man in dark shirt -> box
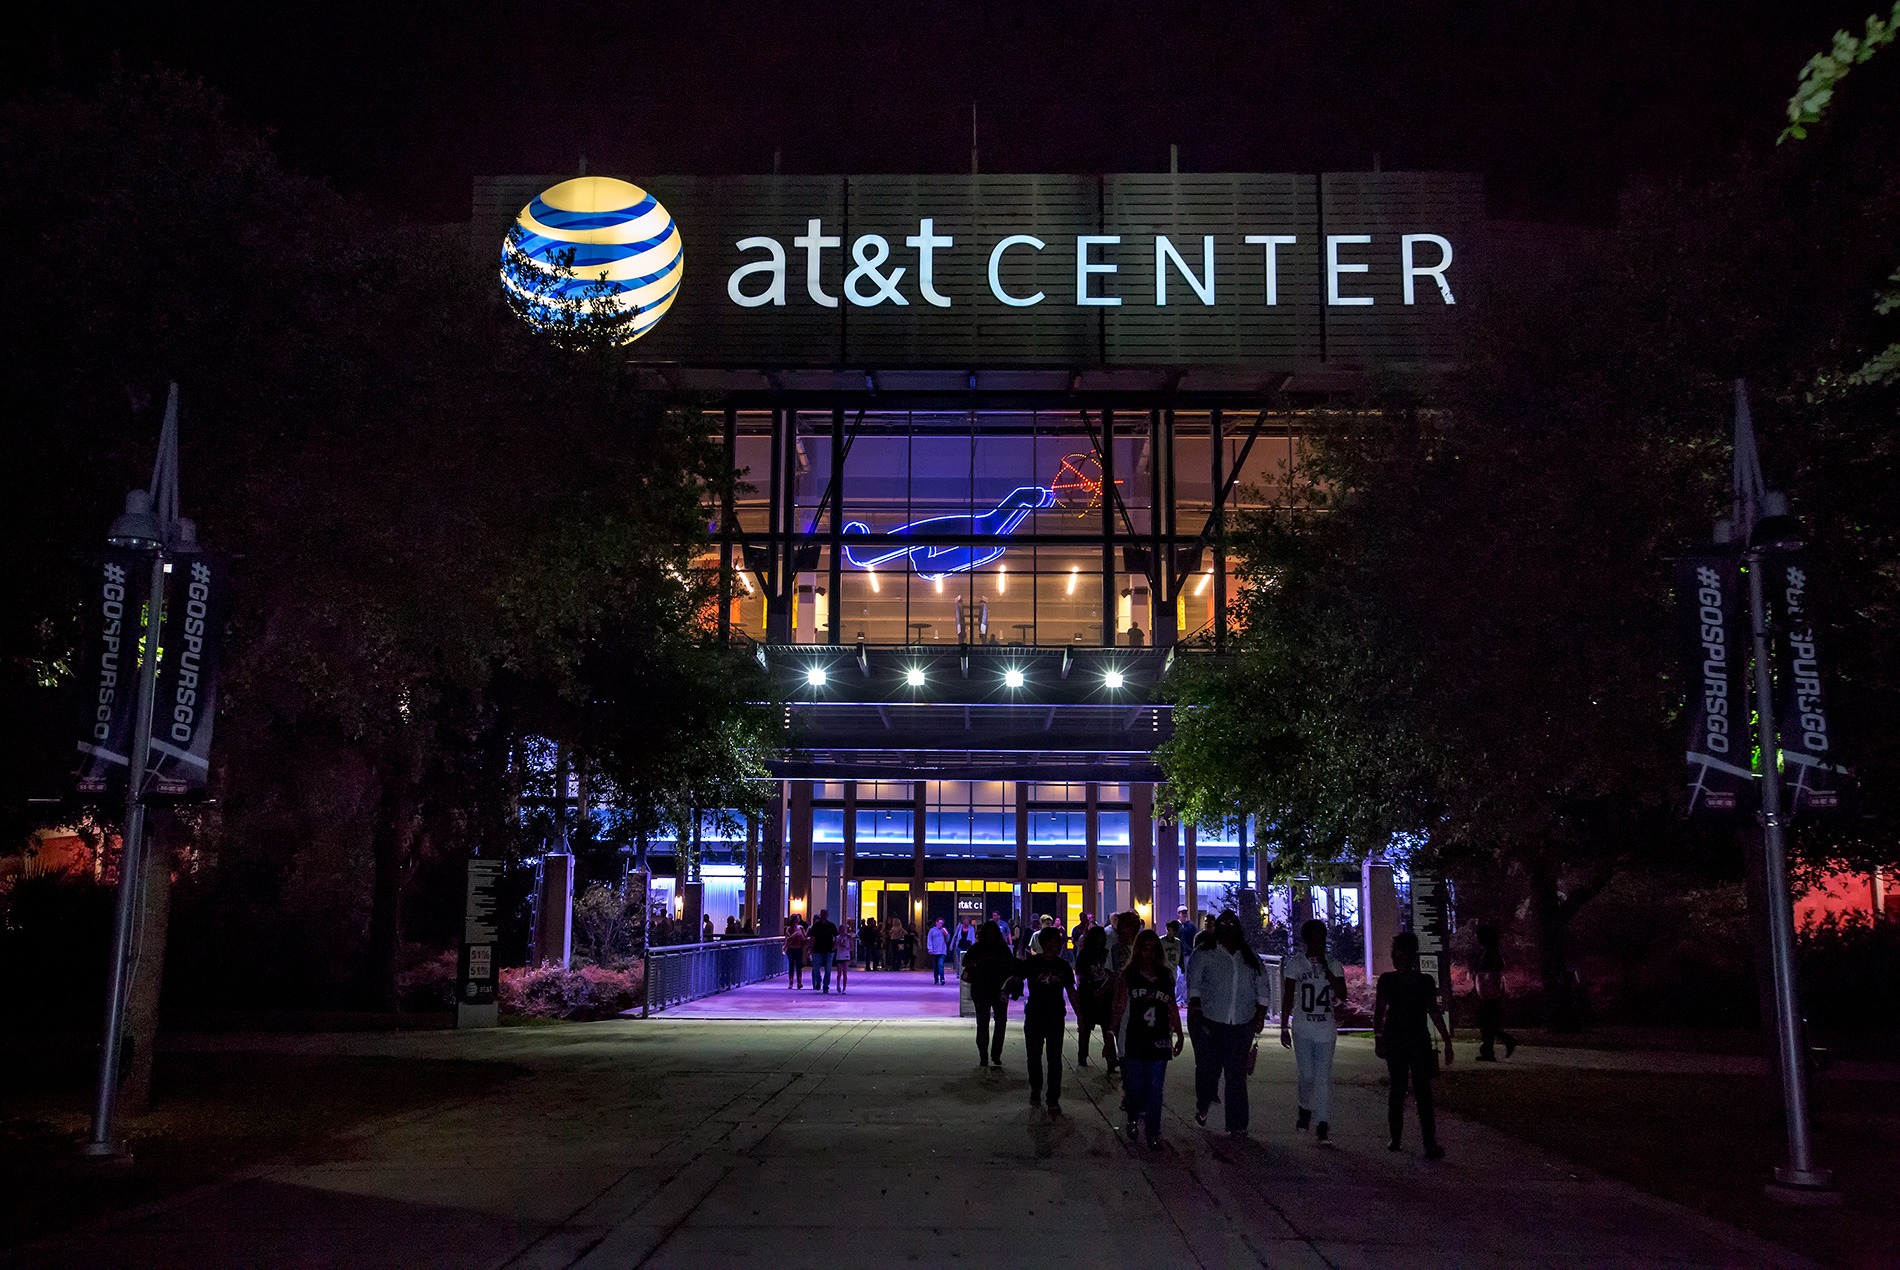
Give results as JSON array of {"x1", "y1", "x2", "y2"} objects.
[
  {"x1": 1016, "y1": 928, "x2": 1082, "y2": 1114},
  {"x1": 808, "y1": 909, "x2": 839, "y2": 995}
]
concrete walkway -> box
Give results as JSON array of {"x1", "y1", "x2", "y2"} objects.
[
  {"x1": 661, "y1": 969, "x2": 962, "y2": 1020},
  {"x1": 11, "y1": 1021, "x2": 1805, "y2": 1269}
]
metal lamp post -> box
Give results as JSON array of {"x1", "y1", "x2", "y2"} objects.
[
  {"x1": 83, "y1": 386, "x2": 187, "y2": 1160},
  {"x1": 1726, "y1": 381, "x2": 1833, "y2": 1194}
]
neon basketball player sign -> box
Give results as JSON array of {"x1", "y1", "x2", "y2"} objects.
[{"x1": 841, "y1": 454, "x2": 1111, "y2": 581}]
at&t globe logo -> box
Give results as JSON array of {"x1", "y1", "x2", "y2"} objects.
[{"x1": 499, "y1": 176, "x2": 683, "y2": 344}]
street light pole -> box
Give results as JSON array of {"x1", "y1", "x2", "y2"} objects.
[
  {"x1": 83, "y1": 383, "x2": 184, "y2": 1161},
  {"x1": 1744, "y1": 541, "x2": 1827, "y2": 1188},
  {"x1": 1730, "y1": 380, "x2": 1832, "y2": 1194}
]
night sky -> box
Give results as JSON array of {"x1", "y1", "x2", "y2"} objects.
[{"x1": 2, "y1": 2, "x2": 1874, "y2": 223}]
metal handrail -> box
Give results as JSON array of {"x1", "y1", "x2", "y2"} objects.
[{"x1": 642, "y1": 936, "x2": 785, "y2": 1015}]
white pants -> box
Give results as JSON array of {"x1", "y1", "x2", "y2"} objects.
[{"x1": 1293, "y1": 1032, "x2": 1337, "y2": 1123}]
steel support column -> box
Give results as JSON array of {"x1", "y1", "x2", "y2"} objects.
[
  {"x1": 1130, "y1": 783, "x2": 1155, "y2": 919},
  {"x1": 1100, "y1": 408, "x2": 1117, "y2": 646},
  {"x1": 1085, "y1": 782, "x2": 1101, "y2": 922},
  {"x1": 719, "y1": 405, "x2": 736, "y2": 643},
  {"x1": 912, "y1": 780, "x2": 927, "y2": 929},
  {"x1": 1184, "y1": 823, "x2": 1199, "y2": 923},
  {"x1": 788, "y1": 781, "x2": 812, "y2": 923},
  {"x1": 1210, "y1": 407, "x2": 1226, "y2": 652},
  {"x1": 762, "y1": 785, "x2": 785, "y2": 937},
  {"x1": 1015, "y1": 782, "x2": 1030, "y2": 926},
  {"x1": 828, "y1": 405, "x2": 844, "y2": 643}
]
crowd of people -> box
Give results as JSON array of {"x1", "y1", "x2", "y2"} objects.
[
  {"x1": 774, "y1": 911, "x2": 977, "y2": 993},
  {"x1": 962, "y1": 908, "x2": 1459, "y2": 1157},
  {"x1": 768, "y1": 900, "x2": 1469, "y2": 1156}
]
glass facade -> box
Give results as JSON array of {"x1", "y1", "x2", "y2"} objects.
[{"x1": 719, "y1": 409, "x2": 1303, "y2": 648}]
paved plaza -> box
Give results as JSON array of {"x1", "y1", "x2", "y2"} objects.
[
  {"x1": 662, "y1": 967, "x2": 965, "y2": 1020},
  {"x1": 11, "y1": 1009, "x2": 1805, "y2": 1269}
]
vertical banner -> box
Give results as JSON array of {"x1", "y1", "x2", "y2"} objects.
[
  {"x1": 146, "y1": 553, "x2": 229, "y2": 798},
  {"x1": 74, "y1": 550, "x2": 154, "y2": 795},
  {"x1": 625, "y1": 867, "x2": 651, "y2": 958},
  {"x1": 1677, "y1": 557, "x2": 1751, "y2": 815},
  {"x1": 1769, "y1": 556, "x2": 1847, "y2": 814},
  {"x1": 1409, "y1": 870, "x2": 1453, "y2": 1007},
  {"x1": 459, "y1": 858, "x2": 502, "y2": 1009}
]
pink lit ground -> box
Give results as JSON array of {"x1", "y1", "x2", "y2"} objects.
[{"x1": 656, "y1": 968, "x2": 962, "y2": 1020}]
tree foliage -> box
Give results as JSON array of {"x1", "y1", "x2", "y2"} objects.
[
  {"x1": 0, "y1": 71, "x2": 769, "y2": 1008},
  {"x1": 1164, "y1": 114, "x2": 1900, "y2": 1021}
]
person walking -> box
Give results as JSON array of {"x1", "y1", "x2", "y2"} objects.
[
  {"x1": 1073, "y1": 926, "x2": 1116, "y2": 1070},
  {"x1": 927, "y1": 919, "x2": 952, "y2": 984},
  {"x1": 1186, "y1": 909, "x2": 1270, "y2": 1136},
  {"x1": 702, "y1": 915, "x2": 716, "y2": 943},
  {"x1": 861, "y1": 913, "x2": 882, "y2": 970},
  {"x1": 954, "y1": 919, "x2": 975, "y2": 977},
  {"x1": 1176, "y1": 906, "x2": 1199, "y2": 965},
  {"x1": 890, "y1": 917, "x2": 912, "y2": 971},
  {"x1": 808, "y1": 908, "x2": 839, "y2": 994},
  {"x1": 724, "y1": 915, "x2": 741, "y2": 939},
  {"x1": 1186, "y1": 927, "x2": 1219, "y2": 1116},
  {"x1": 835, "y1": 918, "x2": 856, "y2": 994},
  {"x1": 1016, "y1": 928, "x2": 1081, "y2": 1115},
  {"x1": 1113, "y1": 929, "x2": 1184, "y2": 1148},
  {"x1": 1070, "y1": 911, "x2": 1094, "y2": 960},
  {"x1": 1163, "y1": 919, "x2": 1188, "y2": 1006},
  {"x1": 1374, "y1": 931, "x2": 1454, "y2": 1159},
  {"x1": 1280, "y1": 918, "x2": 1348, "y2": 1143},
  {"x1": 784, "y1": 918, "x2": 809, "y2": 990},
  {"x1": 1472, "y1": 923, "x2": 1518, "y2": 1061},
  {"x1": 962, "y1": 920, "x2": 1016, "y2": 1069}
]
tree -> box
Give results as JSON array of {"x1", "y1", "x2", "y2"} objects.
[
  {"x1": 0, "y1": 71, "x2": 769, "y2": 1017},
  {"x1": 1165, "y1": 130, "x2": 1900, "y2": 1024}
]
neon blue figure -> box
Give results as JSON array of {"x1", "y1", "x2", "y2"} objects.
[{"x1": 842, "y1": 486, "x2": 1056, "y2": 580}]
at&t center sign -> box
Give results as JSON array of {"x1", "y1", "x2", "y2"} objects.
[{"x1": 480, "y1": 171, "x2": 1482, "y2": 370}]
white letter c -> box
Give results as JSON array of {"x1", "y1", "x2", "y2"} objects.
[{"x1": 988, "y1": 235, "x2": 1045, "y2": 307}]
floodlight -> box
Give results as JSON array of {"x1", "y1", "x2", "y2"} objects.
[
  {"x1": 806, "y1": 665, "x2": 827, "y2": 686},
  {"x1": 106, "y1": 489, "x2": 163, "y2": 551},
  {"x1": 1004, "y1": 668, "x2": 1025, "y2": 689},
  {"x1": 1104, "y1": 669, "x2": 1125, "y2": 690},
  {"x1": 906, "y1": 667, "x2": 927, "y2": 687}
]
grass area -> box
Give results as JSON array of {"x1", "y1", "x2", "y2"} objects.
[
  {"x1": 0, "y1": 1043, "x2": 521, "y2": 1253},
  {"x1": 1436, "y1": 1061, "x2": 1900, "y2": 1268}
]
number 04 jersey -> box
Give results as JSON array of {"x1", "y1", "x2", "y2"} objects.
[{"x1": 1283, "y1": 951, "x2": 1344, "y2": 1041}]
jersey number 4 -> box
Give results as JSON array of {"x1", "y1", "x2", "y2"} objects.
[{"x1": 1299, "y1": 982, "x2": 1331, "y2": 1013}]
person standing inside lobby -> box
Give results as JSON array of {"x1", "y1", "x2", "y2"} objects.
[
  {"x1": 1187, "y1": 910, "x2": 1271, "y2": 1135},
  {"x1": 808, "y1": 909, "x2": 839, "y2": 995},
  {"x1": 784, "y1": 918, "x2": 808, "y2": 990},
  {"x1": 834, "y1": 918, "x2": 855, "y2": 995},
  {"x1": 927, "y1": 918, "x2": 951, "y2": 985}
]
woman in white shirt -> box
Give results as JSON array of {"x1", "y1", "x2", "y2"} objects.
[{"x1": 1279, "y1": 918, "x2": 1349, "y2": 1144}]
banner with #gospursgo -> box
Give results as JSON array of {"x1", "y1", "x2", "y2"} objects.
[
  {"x1": 1677, "y1": 556, "x2": 1751, "y2": 817},
  {"x1": 73, "y1": 550, "x2": 229, "y2": 800}
]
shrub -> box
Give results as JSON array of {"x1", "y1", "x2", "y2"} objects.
[
  {"x1": 395, "y1": 945, "x2": 461, "y2": 1012},
  {"x1": 498, "y1": 962, "x2": 644, "y2": 1020},
  {"x1": 1799, "y1": 913, "x2": 1900, "y2": 1033}
]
